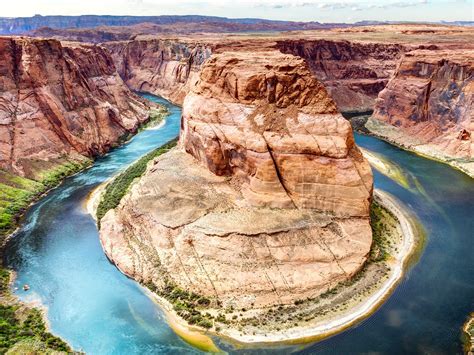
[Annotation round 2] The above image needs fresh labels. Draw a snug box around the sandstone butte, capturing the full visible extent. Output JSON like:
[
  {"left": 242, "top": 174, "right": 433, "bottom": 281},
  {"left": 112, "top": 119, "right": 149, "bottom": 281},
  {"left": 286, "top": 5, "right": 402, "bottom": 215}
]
[
  {"left": 101, "top": 25, "right": 473, "bottom": 176},
  {"left": 100, "top": 48, "right": 374, "bottom": 310},
  {"left": 0, "top": 37, "right": 149, "bottom": 180}
]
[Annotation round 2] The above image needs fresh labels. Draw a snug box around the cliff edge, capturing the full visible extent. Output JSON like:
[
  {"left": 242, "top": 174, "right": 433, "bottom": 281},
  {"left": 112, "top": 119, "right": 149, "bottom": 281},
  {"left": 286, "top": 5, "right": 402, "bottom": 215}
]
[
  {"left": 370, "top": 49, "right": 474, "bottom": 176},
  {"left": 0, "top": 37, "right": 150, "bottom": 179}
]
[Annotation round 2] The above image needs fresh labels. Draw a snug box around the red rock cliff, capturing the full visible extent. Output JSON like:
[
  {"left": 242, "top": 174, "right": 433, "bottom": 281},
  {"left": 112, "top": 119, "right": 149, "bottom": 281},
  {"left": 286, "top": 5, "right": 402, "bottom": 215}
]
[
  {"left": 277, "top": 39, "right": 405, "bottom": 113},
  {"left": 371, "top": 49, "right": 473, "bottom": 175},
  {"left": 105, "top": 39, "right": 212, "bottom": 105},
  {"left": 181, "top": 49, "right": 373, "bottom": 216},
  {"left": 0, "top": 37, "right": 149, "bottom": 179}
]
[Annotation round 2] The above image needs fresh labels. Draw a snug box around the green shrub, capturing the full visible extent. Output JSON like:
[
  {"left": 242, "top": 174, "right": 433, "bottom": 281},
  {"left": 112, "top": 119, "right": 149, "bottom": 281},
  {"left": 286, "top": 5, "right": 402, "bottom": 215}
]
[
  {"left": 97, "top": 139, "right": 177, "bottom": 221},
  {"left": 370, "top": 201, "right": 390, "bottom": 262},
  {"left": 0, "top": 159, "right": 90, "bottom": 239},
  {"left": 0, "top": 269, "right": 70, "bottom": 353}
]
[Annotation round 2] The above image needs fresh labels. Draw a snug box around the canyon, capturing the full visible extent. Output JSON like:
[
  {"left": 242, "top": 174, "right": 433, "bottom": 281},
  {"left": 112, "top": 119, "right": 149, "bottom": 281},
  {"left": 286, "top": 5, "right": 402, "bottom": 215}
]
[
  {"left": 0, "top": 21, "right": 472, "bottom": 350},
  {"left": 0, "top": 37, "right": 150, "bottom": 180},
  {"left": 100, "top": 25, "right": 473, "bottom": 175},
  {"left": 1, "top": 23, "right": 471, "bottom": 182},
  {"left": 93, "top": 25, "right": 472, "bottom": 337}
]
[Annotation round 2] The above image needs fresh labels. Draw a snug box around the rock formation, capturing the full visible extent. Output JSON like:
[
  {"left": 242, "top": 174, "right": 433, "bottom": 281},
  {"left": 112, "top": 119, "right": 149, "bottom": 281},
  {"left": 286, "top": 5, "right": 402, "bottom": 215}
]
[
  {"left": 100, "top": 49, "right": 373, "bottom": 309},
  {"left": 0, "top": 37, "right": 149, "bottom": 179},
  {"left": 277, "top": 39, "right": 405, "bottom": 113},
  {"left": 370, "top": 49, "right": 474, "bottom": 176},
  {"left": 106, "top": 39, "right": 212, "bottom": 105},
  {"left": 181, "top": 50, "right": 373, "bottom": 215}
]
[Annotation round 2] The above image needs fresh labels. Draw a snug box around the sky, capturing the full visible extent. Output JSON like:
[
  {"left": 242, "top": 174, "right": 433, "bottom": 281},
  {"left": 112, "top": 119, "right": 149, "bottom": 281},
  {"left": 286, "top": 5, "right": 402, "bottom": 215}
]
[{"left": 1, "top": 0, "right": 473, "bottom": 23}]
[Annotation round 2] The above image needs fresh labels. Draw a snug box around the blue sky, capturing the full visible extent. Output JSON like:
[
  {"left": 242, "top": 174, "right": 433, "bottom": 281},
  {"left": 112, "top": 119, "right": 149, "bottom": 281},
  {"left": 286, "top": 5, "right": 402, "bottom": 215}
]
[{"left": 2, "top": 0, "right": 473, "bottom": 23}]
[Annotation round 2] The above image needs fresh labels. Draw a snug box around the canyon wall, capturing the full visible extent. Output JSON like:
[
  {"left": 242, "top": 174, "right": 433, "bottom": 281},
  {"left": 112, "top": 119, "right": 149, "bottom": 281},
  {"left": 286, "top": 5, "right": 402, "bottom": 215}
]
[
  {"left": 0, "top": 37, "right": 149, "bottom": 179},
  {"left": 370, "top": 49, "right": 474, "bottom": 176},
  {"left": 106, "top": 37, "right": 405, "bottom": 114},
  {"left": 277, "top": 39, "right": 405, "bottom": 113},
  {"left": 100, "top": 48, "right": 373, "bottom": 309},
  {"left": 105, "top": 39, "right": 212, "bottom": 105}
]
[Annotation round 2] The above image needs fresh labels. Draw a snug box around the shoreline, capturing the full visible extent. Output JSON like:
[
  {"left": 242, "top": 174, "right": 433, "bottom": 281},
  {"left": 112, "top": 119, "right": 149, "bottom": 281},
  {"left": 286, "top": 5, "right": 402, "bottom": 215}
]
[
  {"left": 89, "top": 186, "right": 422, "bottom": 347},
  {"left": 1, "top": 159, "right": 93, "bottom": 248},
  {"left": 84, "top": 179, "right": 110, "bottom": 221},
  {"left": 463, "top": 314, "right": 474, "bottom": 354},
  {"left": 363, "top": 117, "right": 474, "bottom": 179},
  {"left": 0, "top": 100, "right": 168, "bottom": 353}
]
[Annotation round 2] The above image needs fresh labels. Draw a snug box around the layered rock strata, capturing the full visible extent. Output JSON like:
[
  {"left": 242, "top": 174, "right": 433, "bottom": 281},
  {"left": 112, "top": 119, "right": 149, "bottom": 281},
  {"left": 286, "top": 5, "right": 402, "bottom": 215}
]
[
  {"left": 106, "top": 39, "right": 212, "bottom": 105},
  {"left": 0, "top": 37, "right": 149, "bottom": 179},
  {"left": 277, "top": 39, "right": 405, "bottom": 113},
  {"left": 100, "top": 49, "right": 374, "bottom": 309},
  {"left": 370, "top": 49, "right": 474, "bottom": 176}
]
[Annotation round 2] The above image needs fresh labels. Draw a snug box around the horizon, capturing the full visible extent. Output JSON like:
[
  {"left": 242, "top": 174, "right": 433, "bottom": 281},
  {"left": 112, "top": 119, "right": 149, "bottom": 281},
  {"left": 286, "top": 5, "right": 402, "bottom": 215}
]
[
  {"left": 1, "top": 13, "right": 473, "bottom": 25},
  {"left": 2, "top": 0, "right": 473, "bottom": 23}
]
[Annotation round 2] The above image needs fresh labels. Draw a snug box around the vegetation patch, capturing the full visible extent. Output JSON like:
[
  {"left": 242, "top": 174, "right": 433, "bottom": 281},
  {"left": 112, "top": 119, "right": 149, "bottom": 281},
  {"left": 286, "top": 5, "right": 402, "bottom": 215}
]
[
  {"left": 113, "top": 107, "right": 169, "bottom": 147},
  {"left": 0, "top": 268, "right": 70, "bottom": 354},
  {"left": 369, "top": 200, "right": 395, "bottom": 262},
  {"left": 146, "top": 280, "right": 215, "bottom": 329},
  {"left": 0, "top": 160, "right": 91, "bottom": 241},
  {"left": 141, "top": 107, "right": 169, "bottom": 131},
  {"left": 96, "top": 139, "right": 177, "bottom": 221}
]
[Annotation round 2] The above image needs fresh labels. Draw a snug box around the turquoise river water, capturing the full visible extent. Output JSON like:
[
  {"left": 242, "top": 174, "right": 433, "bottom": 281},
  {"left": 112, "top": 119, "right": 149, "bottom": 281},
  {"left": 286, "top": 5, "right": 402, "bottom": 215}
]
[{"left": 4, "top": 93, "right": 474, "bottom": 354}]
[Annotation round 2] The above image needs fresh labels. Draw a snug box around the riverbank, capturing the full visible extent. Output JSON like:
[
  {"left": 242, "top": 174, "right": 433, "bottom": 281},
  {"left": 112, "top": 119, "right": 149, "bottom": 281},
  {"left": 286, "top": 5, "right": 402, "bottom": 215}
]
[
  {"left": 364, "top": 117, "right": 474, "bottom": 179},
  {"left": 0, "top": 160, "right": 94, "bottom": 353},
  {"left": 0, "top": 268, "right": 71, "bottom": 353},
  {"left": 89, "top": 175, "right": 422, "bottom": 347},
  {"left": 0, "top": 104, "right": 169, "bottom": 353},
  {"left": 0, "top": 159, "right": 92, "bottom": 245},
  {"left": 463, "top": 314, "right": 474, "bottom": 354}
]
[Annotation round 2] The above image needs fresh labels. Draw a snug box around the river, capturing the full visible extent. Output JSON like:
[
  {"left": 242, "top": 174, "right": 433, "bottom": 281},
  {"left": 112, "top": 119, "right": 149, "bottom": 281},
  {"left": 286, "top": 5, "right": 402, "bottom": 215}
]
[{"left": 4, "top": 93, "right": 474, "bottom": 354}]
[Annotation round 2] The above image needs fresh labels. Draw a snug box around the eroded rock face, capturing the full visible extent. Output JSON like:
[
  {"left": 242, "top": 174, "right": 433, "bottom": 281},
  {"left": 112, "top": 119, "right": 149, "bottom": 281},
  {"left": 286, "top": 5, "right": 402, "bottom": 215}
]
[
  {"left": 106, "top": 39, "right": 212, "bottom": 104},
  {"left": 100, "top": 49, "right": 373, "bottom": 309},
  {"left": 372, "top": 49, "right": 474, "bottom": 172},
  {"left": 277, "top": 39, "right": 405, "bottom": 113},
  {"left": 101, "top": 150, "right": 373, "bottom": 308},
  {"left": 0, "top": 37, "right": 149, "bottom": 178},
  {"left": 181, "top": 50, "right": 373, "bottom": 216}
]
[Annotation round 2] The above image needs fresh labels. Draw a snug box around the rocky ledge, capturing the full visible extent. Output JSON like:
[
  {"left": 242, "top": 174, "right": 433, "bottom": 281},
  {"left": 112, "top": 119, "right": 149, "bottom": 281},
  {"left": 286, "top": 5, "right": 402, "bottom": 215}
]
[
  {"left": 370, "top": 49, "right": 474, "bottom": 177},
  {"left": 99, "top": 49, "right": 374, "bottom": 326}
]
